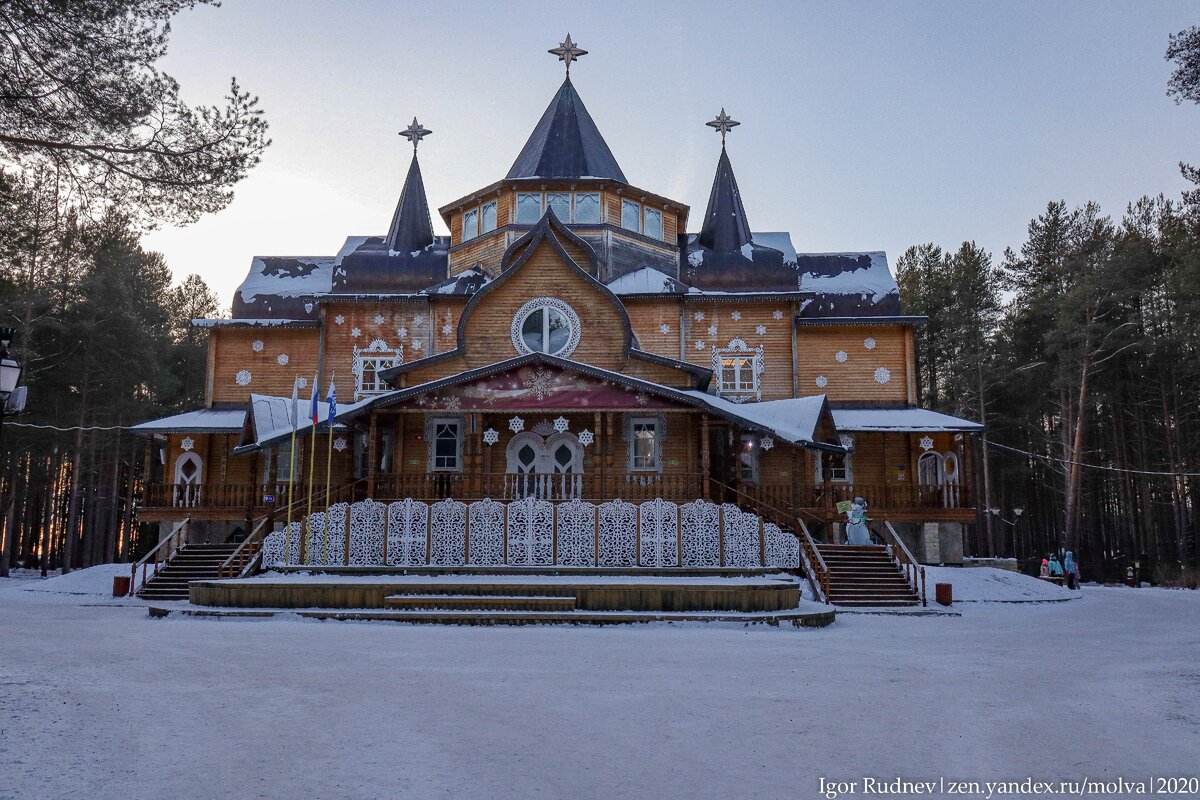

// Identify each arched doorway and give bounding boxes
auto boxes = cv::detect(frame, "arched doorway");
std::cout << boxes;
[505,432,584,499]
[173,452,203,507]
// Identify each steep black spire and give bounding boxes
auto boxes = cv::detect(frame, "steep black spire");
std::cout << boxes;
[385,152,434,253]
[506,78,626,182]
[697,146,752,252]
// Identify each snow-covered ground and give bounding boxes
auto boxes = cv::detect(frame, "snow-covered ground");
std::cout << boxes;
[1,574,1197,800]
[923,565,1076,602]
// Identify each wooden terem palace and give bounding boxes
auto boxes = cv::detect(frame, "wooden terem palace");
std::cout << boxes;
[132,46,982,570]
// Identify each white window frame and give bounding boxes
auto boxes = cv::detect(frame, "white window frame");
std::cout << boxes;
[712,338,764,402]
[643,206,663,240]
[621,199,641,233]
[461,208,478,241]
[624,414,665,474]
[573,192,601,223]
[480,201,497,233]
[510,297,581,357]
[737,434,760,484]
[426,416,465,473]
[353,340,403,401]
[516,192,543,224]
[816,451,853,484]
[544,191,571,222]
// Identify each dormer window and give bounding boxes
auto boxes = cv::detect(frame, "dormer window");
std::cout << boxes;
[462,208,478,241]
[510,297,581,358]
[644,207,663,240]
[574,193,600,223]
[621,199,641,232]
[481,201,497,233]
[517,193,542,223]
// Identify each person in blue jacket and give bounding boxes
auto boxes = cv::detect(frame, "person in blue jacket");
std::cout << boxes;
[1063,550,1081,589]
[1048,554,1064,580]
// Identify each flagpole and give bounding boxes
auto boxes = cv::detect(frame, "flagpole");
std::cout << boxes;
[304,372,319,564]
[323,372,336,565]
[285,379,299,565]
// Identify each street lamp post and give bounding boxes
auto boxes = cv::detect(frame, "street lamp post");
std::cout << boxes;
[0,328,25,579]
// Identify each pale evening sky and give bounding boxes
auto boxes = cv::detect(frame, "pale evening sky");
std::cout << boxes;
[142,0,1200,309]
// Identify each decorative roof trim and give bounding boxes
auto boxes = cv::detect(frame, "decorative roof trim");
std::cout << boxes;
[794,315,928,327]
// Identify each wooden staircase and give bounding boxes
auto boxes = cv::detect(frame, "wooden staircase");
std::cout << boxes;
[815,544,920,607]
[137,543,241,601]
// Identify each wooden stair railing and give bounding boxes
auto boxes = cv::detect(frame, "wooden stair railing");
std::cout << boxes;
[707,478,830,605]
[129,517,190,596]
[217,517,271,579]
[880,519,927,606]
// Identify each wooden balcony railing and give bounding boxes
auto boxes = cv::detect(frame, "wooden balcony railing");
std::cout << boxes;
[373,472,708,503]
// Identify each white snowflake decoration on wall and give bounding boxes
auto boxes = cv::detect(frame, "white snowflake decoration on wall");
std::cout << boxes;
[578,429,594,447]
[508,416,525,433]
[773,310,783,320]
[694,311,705,321]
[443,396,461,412]
[659,323,670,334]
[760,436,774,451]
[276,353,289,366]
[334,315,345,325]
[635,393,649,406]
[333,437,348,452]
[414,314,426,325]
[251,340,264,352]
[835,350,848,363]
[815,375,828,388]
[755,325,767,336]
[304,302,314,314]
[695,340,706,350]
[707,324,718,336]
[730,310,742,320]
[864,337,876,350]
[553,416,570,433]
[235,369,252,386]
[441,324,452,335]
[374,314,386,326]
[839,433,855,450]
[180,437,195,452]
[351,327,362,338]
[397,326,408,338]
[483,428,499,446]
[295,377,307,389]
[919,435,935,451]
[874,367,892,384]
[411,339,422,351]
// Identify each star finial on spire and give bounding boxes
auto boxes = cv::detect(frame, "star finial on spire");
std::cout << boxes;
[399,117,432,151]
[706,108,740,146]
[549,34,587,77]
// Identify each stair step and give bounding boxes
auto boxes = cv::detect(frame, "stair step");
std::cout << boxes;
[384,594,576,612]
[833,599,919,607]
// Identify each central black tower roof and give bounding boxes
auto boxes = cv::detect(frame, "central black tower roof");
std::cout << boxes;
[506,78,627,182]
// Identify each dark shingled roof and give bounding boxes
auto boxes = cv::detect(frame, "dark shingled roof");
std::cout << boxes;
[505,78,626,182]
[385,153,435,253]
[697,147,752,252]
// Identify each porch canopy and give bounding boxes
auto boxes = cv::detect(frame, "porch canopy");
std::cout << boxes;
[236,352,846,454]
[130,407,246,436]
[830,407,983,433]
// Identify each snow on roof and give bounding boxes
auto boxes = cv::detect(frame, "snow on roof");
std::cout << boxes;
[130,407,246,434]
[237,256,335,306]
[191,319,317,328]
[335,236,374,265]
[797,251,898,302]
[751,232,797,262]
[831,407,983,432]
[246,393,367,448]
[606,267,687,294]
[682,392,830,446]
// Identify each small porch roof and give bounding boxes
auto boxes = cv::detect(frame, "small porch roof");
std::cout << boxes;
[235,393,362,452]
[130,407,246,436]
[831,407,984,433]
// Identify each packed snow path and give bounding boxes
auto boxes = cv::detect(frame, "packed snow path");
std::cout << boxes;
[1,580,1197,799]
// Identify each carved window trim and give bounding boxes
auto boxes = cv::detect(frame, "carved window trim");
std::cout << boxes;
[425,415,465,473]
[510,297,581,358]
[623,413,666,474]
[712,338,764,402]
[353,339,403,401]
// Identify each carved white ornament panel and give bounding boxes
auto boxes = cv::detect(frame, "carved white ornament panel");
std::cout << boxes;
[235,369,251,386]
[295,377,307,389]
[764,521,800,568]
[507,497,554,565]
[352,339,403,401]
[324,502,348,565]
[386,499,428,565]
[680,499,720,567]
[713,338,765,401]
[430,498,467,565]
[351,327,362,338]
[374,314,386,326]
[598,499,637,566]
[840,433,856,450]
[349,499,386,565]
[730,311,742,320]
[721,504,760,568]
[556,499,596,566]
[441,324,452,335]
[707,324,718,337]
[304,511,326,565]
[874,367,892,384]
[639,499,679,567]
[261,528,285,568]
[280,521,303,565]
[467,499,504,565]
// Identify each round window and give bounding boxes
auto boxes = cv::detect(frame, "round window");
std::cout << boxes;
[511,298,580,357]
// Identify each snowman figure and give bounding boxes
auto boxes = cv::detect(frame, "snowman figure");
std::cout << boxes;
[845,496,872,545]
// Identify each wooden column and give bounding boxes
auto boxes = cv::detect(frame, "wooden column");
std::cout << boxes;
[367,411,378,497]
[700,415,711,500]
[593,411,602,499]
[603,412,613,498]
